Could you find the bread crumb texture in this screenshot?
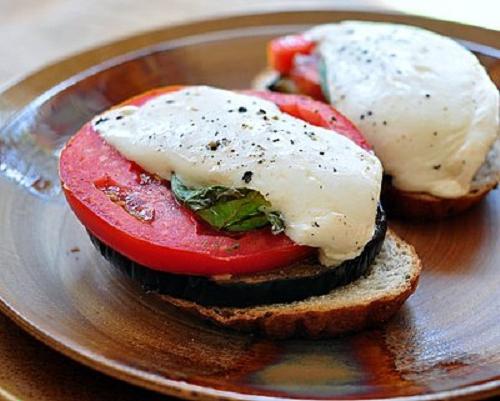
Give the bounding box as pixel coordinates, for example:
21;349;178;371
163;230;421;338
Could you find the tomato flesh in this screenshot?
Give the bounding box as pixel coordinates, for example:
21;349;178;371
289;54;326;102
60;86;368;276
268;34;325;101
268;34;315;74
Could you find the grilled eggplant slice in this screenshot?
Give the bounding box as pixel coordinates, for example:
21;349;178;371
89;206;386;307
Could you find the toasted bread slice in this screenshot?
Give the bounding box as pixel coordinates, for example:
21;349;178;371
162;230;421;339
254;69;499;220
382;139;499;220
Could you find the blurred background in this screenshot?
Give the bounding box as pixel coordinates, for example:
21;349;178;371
1;0;498;87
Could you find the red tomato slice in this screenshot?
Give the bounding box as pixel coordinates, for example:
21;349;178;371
60;86;369;276
268;34;326;101
289;54;326;102
268;34;315;74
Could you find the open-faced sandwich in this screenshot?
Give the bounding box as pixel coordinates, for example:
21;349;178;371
60;85;421;338
256;21;499;219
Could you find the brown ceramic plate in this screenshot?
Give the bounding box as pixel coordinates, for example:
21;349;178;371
0;9;499;401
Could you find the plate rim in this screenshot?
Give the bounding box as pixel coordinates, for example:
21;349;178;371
1;299;499;401
0;8;499;401
1;7;499;124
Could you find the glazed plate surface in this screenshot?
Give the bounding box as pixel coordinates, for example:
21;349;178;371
0;10;499;401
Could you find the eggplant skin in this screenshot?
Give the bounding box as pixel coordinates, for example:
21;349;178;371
89;206;387;308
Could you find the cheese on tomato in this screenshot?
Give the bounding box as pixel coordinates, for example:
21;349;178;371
92;86;382;267
306;21;499;198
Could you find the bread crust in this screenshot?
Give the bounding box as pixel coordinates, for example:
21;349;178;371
381;179;497;220
161;231;421;339
382;138;499;219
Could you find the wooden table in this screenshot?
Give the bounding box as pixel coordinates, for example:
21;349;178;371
0;1;497;400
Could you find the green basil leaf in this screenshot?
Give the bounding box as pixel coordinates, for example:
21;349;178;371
197;191;269;230
171;174;249;210
171;174;285;233
266;211;286;234
225;214;270;232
